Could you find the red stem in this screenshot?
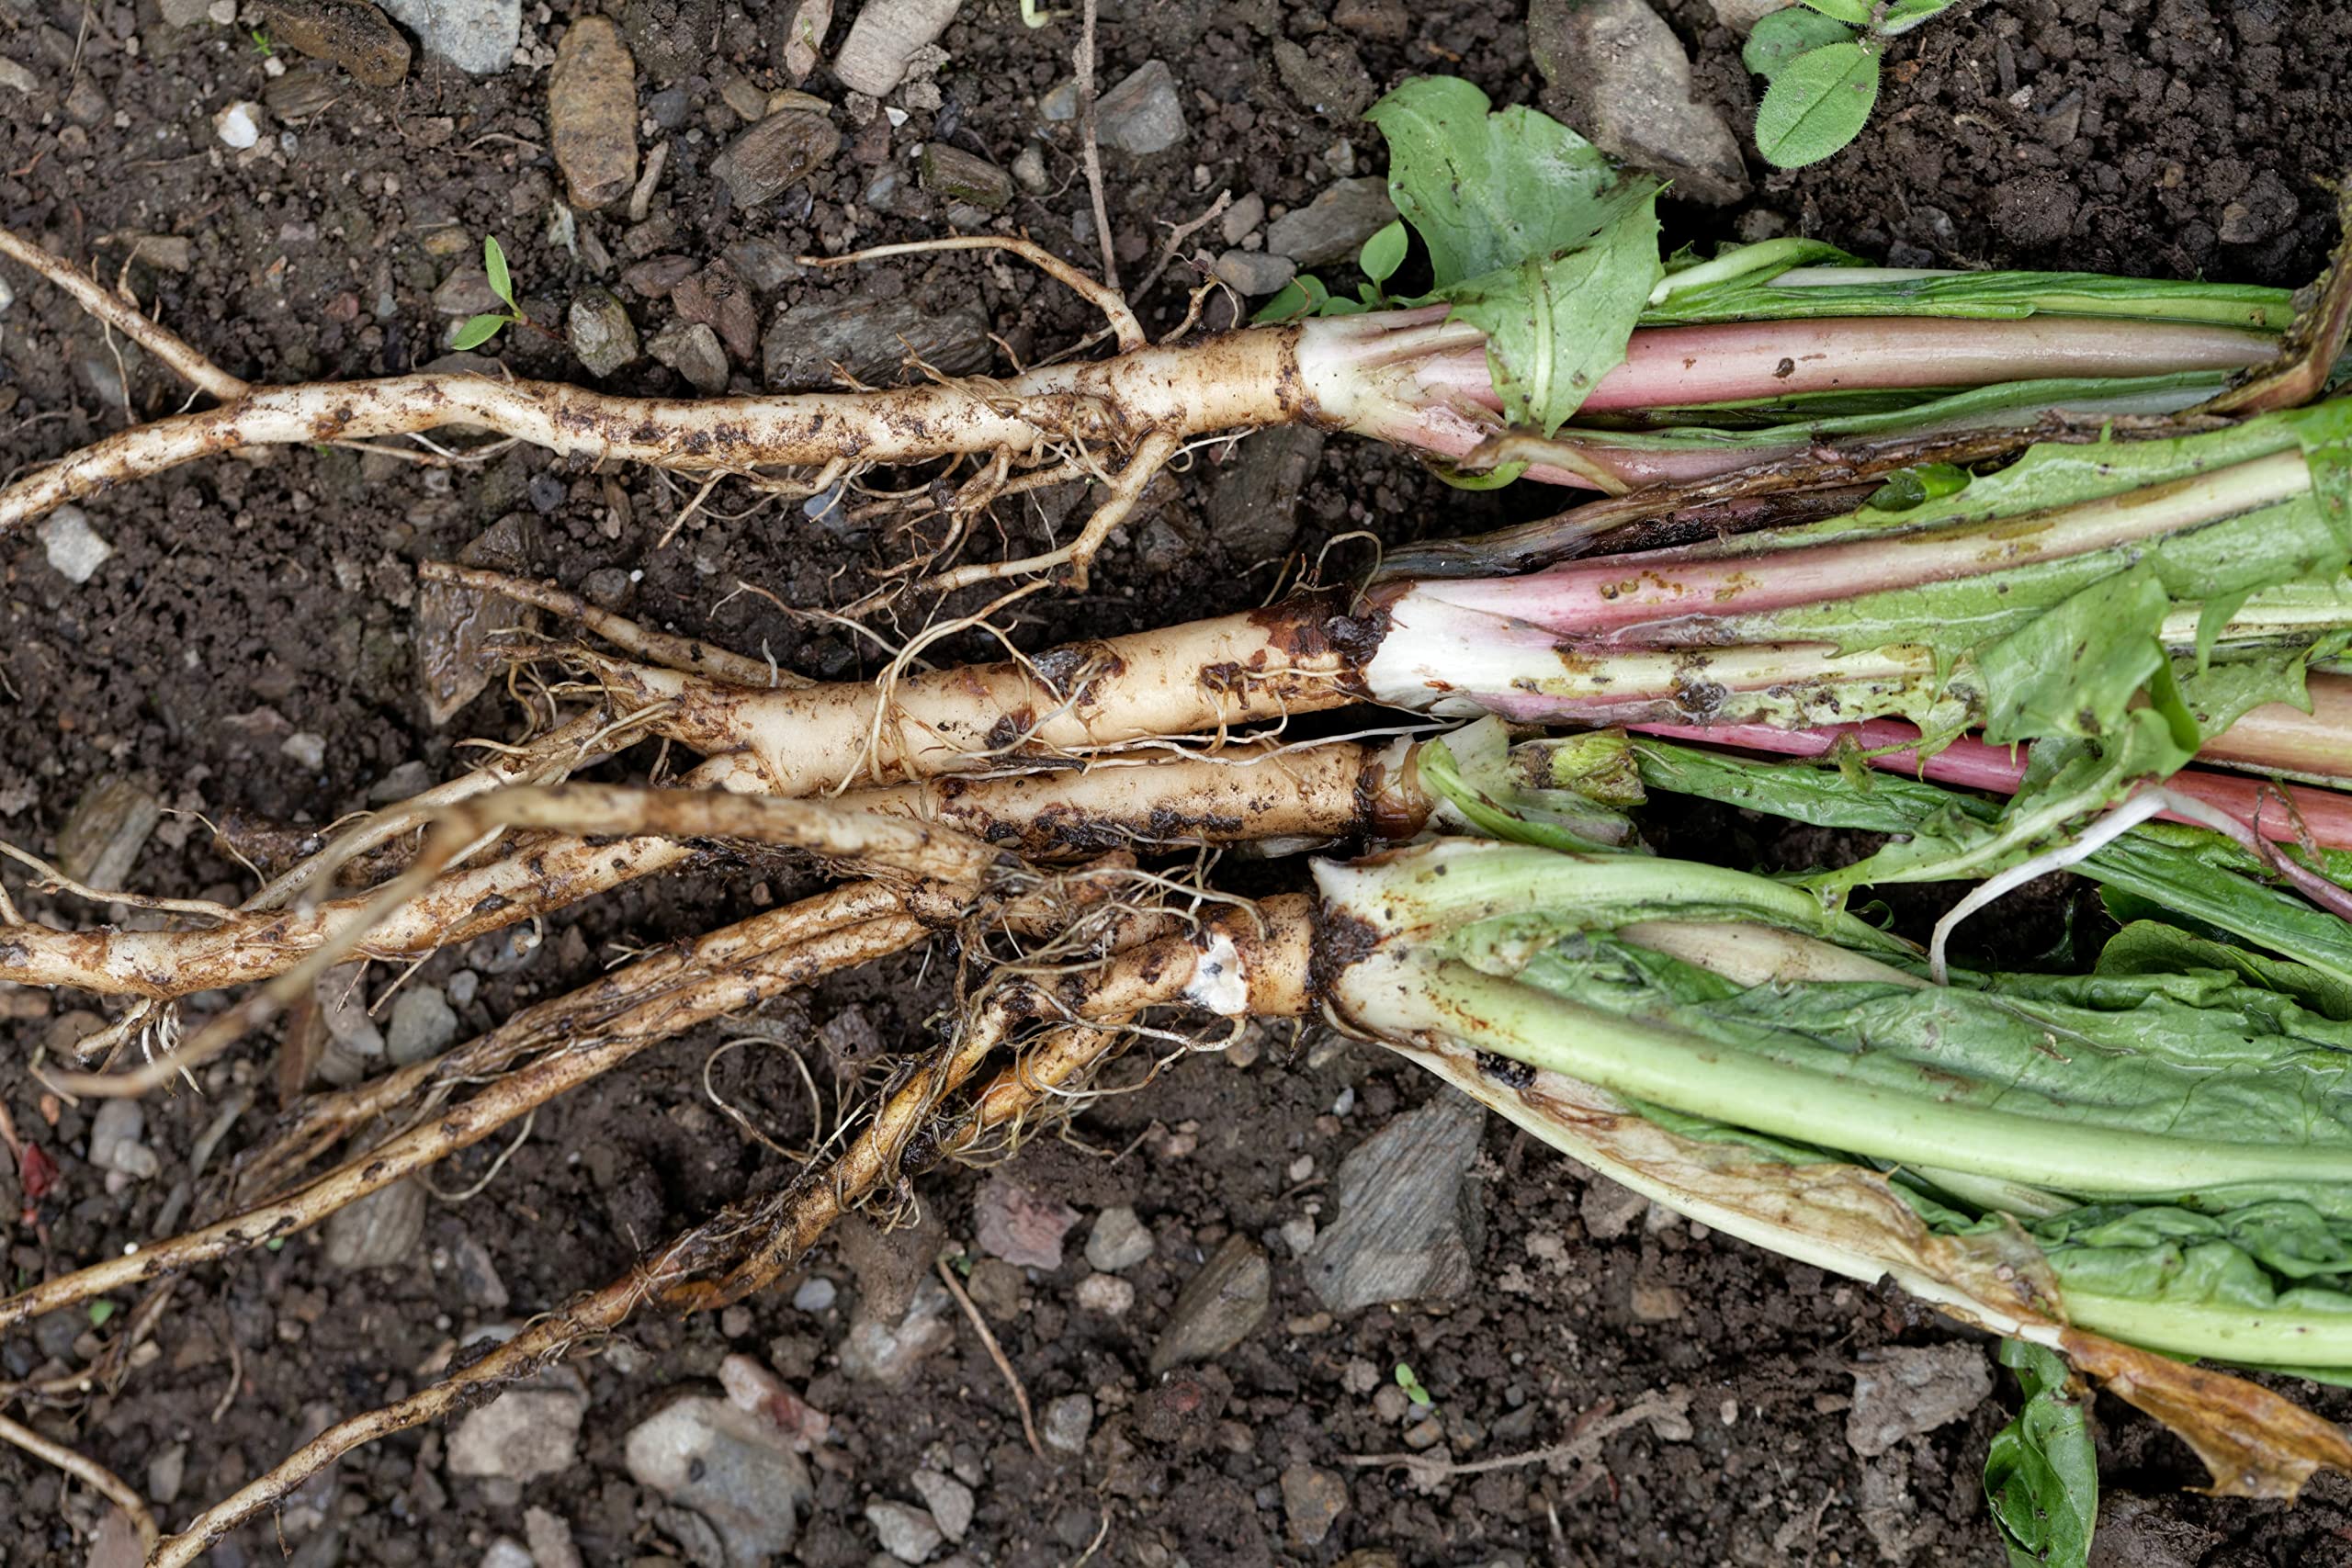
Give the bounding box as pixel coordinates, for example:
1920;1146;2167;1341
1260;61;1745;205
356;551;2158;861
1403;316;2275;416
1627;717;2352;852
1408;448;2311;641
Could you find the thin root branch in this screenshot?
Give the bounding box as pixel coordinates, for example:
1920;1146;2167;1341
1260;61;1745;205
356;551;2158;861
935;1252;1048;1458
0;1409;159;1551
804;236;1144;355
924;429;1181;592
0;227;248;403
417;561;805;687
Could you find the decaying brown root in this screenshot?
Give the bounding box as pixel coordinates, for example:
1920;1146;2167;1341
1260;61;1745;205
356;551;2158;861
2199;184;2352;416
137;893;1319;1565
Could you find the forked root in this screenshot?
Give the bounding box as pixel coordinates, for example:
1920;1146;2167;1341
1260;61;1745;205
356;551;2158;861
0;883;929;1331
140;893;1319;1565
923;429;1182;592
0;605;1384;1004
43;783;1007;1100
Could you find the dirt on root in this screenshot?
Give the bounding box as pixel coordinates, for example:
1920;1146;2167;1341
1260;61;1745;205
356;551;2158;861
2;0;2349;1565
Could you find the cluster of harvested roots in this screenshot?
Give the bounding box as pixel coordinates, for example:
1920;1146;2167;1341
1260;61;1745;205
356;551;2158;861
3;198;2351;1566
0;218;1452;1562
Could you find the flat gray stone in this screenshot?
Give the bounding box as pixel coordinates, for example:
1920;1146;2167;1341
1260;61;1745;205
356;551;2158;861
649;320;729;395
839;1276;957;1386
1265;177;1396;267
762;296;989;390
386;986;460;1066
380;0;519;74
626;1396;813;1562
1847;1345;1993;1458
910;1471;973;1542
1082;1206;1153;1274
1208;424;1323;566
38;505;112;584
566;288;640;378
1093;59;1185;155
1148;1235;1269;1374
1040;1392;1092;1454
447;1387;584;1480
1529;0;1747;205
865;1499;942;1562
324;1177;426;1270
1304;1091;1486;1314
54;775;156;888
1211;249;1296;298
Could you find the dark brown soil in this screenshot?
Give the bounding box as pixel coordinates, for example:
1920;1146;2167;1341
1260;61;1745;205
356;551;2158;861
2;1;2348;1565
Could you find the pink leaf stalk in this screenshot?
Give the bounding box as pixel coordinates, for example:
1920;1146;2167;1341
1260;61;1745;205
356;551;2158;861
1400;448;2313;643
1627;714;2352;852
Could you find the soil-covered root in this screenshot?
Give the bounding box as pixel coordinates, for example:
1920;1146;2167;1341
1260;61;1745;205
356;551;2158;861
0;842;1160;1337
0;881;926;1333
42;783;1013;1101
136;892;1317;1566
0;603;1391;1006
576;588;1369;794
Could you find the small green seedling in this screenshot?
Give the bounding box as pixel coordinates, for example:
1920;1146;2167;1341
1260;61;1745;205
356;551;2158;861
450;236;527;351
1745;0;1962;169
1253;218;1409;323
1394;1361;1433;1408
88;1299;117;1327
249;28;275;57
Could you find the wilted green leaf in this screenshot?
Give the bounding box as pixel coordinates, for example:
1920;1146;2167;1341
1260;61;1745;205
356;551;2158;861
1418;720;1640;852
1427;456;1532;491
1359;220;1409;287
1755;40;1881;169
1365;76;1658;289
1744;7;1860;80
1984;1341;2098;1568
2098;921;2352;1022
483;235;514;308
1443;190;1664;434
451;313;509;351
1973;564;2168;744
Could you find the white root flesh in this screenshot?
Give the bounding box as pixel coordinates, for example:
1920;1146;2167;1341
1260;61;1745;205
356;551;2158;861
0;329;1327;539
